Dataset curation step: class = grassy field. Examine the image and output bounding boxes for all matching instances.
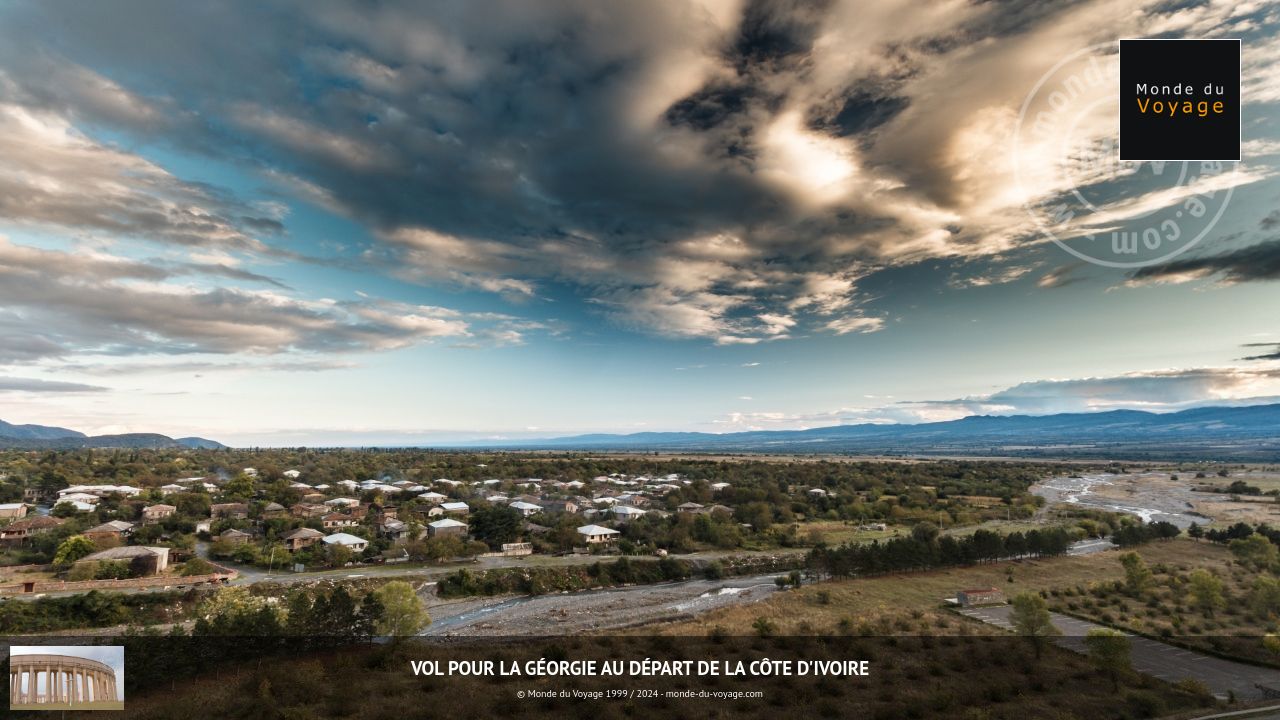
[650,539,1227,637]
[1043,541,1280,666]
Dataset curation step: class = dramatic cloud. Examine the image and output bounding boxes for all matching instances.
[0,237,541,363]
[2,0,1272,347]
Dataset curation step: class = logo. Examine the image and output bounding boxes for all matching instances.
[1014,43,1237,268]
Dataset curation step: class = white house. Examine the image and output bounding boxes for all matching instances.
[321,533,369,553]
[577,524,620,544]
[283,470,302,479]
[509,501,543,517]
[612,505,647,522]
[441,501,469,516]
[160,483,185,495]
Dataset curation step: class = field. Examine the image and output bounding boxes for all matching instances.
[1042,541,1280,666]
[648,539,1228,637]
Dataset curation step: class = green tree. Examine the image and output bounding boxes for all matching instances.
[1188,569,1225,615]
[1084,628,1131,692]
[1251,576,1280,618]
[1010,592,1061,660]
[1119,552,1153,594]
[1230,534,1279,571]
[373,580,431,637]
[53,535,96,567]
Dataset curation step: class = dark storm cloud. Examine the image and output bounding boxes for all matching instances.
[1129,239,1280,284]
[1242,343,1280,361]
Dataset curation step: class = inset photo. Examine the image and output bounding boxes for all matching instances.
[9,646,123,711]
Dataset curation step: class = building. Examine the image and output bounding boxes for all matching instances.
[577,524,620,544]
[58,485,141,498]
[160,483,186,495]
[210,502,249,519]
[83,520,134,544]
[611,505,647,523]
[441,501,469,516]
[321,532,369,553]
[380,518,411,543]
[427,518,468,538]
[0,502,28,520]
[282,527,324,552]
[676,502,705,513]
[542,499,579,515]
[218,528,251,545]
[509,501,543,517]
[290,503,327,519]
[142,504,177,522]
[322,513,357,530]
[261,502,288,519]
[0,515,65,543]
[956,587,1006,607]
[78,545,170,575]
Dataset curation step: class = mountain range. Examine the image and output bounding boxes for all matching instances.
[0,419,225,450]
[454,403,1280,461]
[5,404,1280,459]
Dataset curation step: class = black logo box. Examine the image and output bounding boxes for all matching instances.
[1119,38,1240,161]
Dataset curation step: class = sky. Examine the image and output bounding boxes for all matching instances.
[11,645,125,700]
[1,0,1280,446]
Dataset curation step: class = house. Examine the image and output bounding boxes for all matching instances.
[283,470,302,479]
[324,497,360,510]
[956,587,1006,607]
[282,527,324,552]
[55,492,101,507]
[78,545,171,575]
[677,502,705,514]
[218,528,251,545]
[611,505,647,523]
[142,504,177,522]
[710,482,731,492]
[542,499,579,515]
[808,488,829,497]
[159,484,185,496]
[0,515,65,543]
[210,502,249,519]
[509,501,543,517]
[83,520,134,543]
[380,518,411,543]
[261,502,287,519]
[441,501,469,516]
[321,532,369,553]
[322,513,357,530]
[290,503,327,519]
[427,518,468,538]
[0,502,28,520]
[59,484,141,498]
[577,524,620,544]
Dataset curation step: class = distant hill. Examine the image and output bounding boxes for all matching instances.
[0,419,84,441]
[0,420,226,450]
[176,437,226,449]
[454,403,1280,461]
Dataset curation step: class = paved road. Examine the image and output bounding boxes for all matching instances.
[960,605,1280,700]
[1067,537,1115,556]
